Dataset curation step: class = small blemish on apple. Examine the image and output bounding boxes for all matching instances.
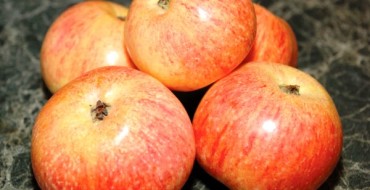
[117,16,126,21]
[279,84,300,95]
[91,100,110,121]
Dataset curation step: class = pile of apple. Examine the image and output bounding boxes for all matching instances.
[31,0,343,189]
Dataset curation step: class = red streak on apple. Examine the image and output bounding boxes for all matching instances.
[31,66,195,189]
[193,62,342,189]
[125,0,256,91]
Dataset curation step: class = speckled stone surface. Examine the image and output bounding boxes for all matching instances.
[0,0,369,189]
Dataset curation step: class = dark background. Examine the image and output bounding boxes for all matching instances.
[0,0,369,189]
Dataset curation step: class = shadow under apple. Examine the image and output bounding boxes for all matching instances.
[318,157,344,190]
[172,85,210,121]
[182,162,228,190]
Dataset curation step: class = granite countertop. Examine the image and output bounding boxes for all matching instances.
[0,0,369,189]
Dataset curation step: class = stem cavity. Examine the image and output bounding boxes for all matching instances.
[158,0,169,10]
[279,84,300,96]
[91,100,110,121]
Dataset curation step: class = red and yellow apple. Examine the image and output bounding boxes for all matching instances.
[243,4,298,67]
[40,1,135,93]
[192,62,342,189]
[124,0,256,91]
[31,66,195,189]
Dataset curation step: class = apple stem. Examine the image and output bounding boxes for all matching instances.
[279,84,300,95]
[158,0,169,10]
[91,100,110,121]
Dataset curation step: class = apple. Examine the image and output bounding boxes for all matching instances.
[124,0,256,91]
[31,66,195,189]
[192,62,342,189]
[243,4,298,67]
[40,1,135,93]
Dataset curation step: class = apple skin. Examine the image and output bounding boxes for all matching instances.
[31,66,195,190]
[40,1,135,93]
[192,62,342,189]
[243,4,298,67]
[124,0,256,91]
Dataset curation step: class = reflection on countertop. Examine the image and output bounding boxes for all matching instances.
[0,0,369,189]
